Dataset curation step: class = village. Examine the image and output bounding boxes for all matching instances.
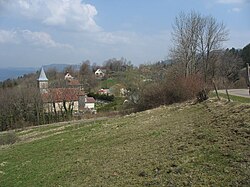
[37,66,128,116]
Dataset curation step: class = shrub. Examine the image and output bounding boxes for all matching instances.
[88,92,114,102]
[133,74,205,112]
[196,89,209,102]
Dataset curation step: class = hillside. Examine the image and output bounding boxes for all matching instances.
[0,64,81,81]
[0,99,249,186]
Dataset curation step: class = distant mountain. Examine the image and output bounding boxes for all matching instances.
[0,67,38,81]
[43,64,81,72]
[0,64,81,81]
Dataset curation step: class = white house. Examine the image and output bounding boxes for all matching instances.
[64,72,74,80]
[95,69,105,78]
[85,97,96,110]
[98,88,110,95]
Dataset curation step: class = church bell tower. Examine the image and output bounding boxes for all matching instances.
[37,67,48,93]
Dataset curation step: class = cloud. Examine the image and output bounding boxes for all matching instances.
[1,0,100,32]
[95,32,131,45]
[20,30,72,48]
[0,29,72,48]
[0,30,17,44]
[229,7,241,12]
[217,0,248,3]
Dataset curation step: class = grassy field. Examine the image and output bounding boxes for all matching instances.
[0,99,249,186]
[210,92,250,103]
[96,97,125,112]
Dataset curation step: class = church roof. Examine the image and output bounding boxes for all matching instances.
[41,88,85,103]
[38,67,48,81]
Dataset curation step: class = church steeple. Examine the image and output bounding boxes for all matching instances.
[37,67,48,93]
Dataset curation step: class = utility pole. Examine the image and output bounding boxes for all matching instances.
[247,63,250,95]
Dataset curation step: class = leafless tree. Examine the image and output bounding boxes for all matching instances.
[199,16,229,82]
[0,86,44,131]
[79,60,97,92]
[103,58,129,73]
[170,11,203,77]
[170,11,229,82]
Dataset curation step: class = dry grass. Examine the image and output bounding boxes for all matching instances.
[0,100,249,186]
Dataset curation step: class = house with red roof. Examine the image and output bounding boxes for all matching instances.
[37,67,96,113]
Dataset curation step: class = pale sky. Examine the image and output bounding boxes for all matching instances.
[0,0,249,68]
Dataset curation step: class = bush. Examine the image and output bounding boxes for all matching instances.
[0,131,19,145]
[133,74,205,112]
[88,92,115,102]
[196,89,209,102]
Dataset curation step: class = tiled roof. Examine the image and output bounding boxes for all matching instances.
[42,88,85,103]
[86,97,95,103]
[98,89,110,94]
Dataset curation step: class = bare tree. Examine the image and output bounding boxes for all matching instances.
[0,86,44,131]
[170,11,229,82]
[170,11,203,77]
[103,58,129,73]
[199,16,229,82]
[79,60,97,92]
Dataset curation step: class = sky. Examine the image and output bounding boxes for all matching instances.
[0,0,249,68]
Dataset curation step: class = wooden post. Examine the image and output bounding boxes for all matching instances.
[247,63,250,84]
[212,79,220,101]
[247,63,250,95]
[225,88,230,102]
[223,79,230,102]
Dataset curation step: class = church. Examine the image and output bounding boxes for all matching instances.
[37,67,96,114]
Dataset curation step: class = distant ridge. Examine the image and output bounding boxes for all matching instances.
[43,64,81,72]
[0,64,81,81]
[0,67,37,81]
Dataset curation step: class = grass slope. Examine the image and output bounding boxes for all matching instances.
[0,100,249,186]
[210,92,250,103]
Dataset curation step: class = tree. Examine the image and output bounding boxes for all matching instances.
[242,43,250,65]
[215,50,242,101]
[46,68,65,88]
[170,11,203,77]
[199,16,229,82]
[0,86,44,131]
[78,60,97,92]
[103,58,129,73]
[216,50,242,83]
[170,11,229,82]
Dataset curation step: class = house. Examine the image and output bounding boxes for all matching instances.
[95,69,105,78]
[64,72,74,80]
[37,67,96,113]
[98,88,110,95]
[85,97,96,110]
[64,72,82,88]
